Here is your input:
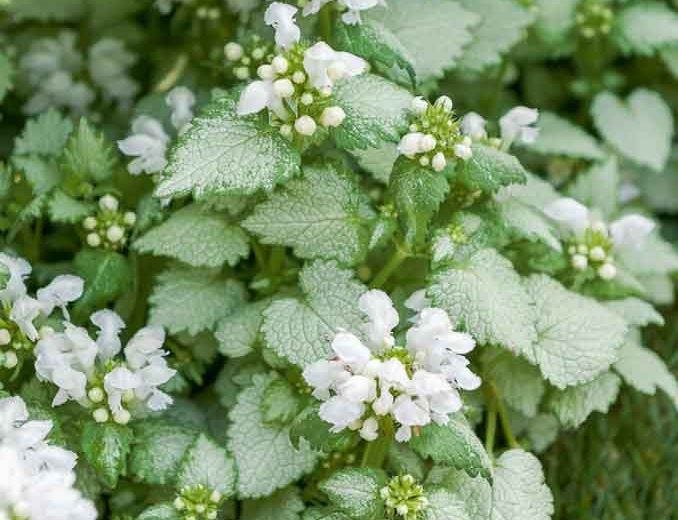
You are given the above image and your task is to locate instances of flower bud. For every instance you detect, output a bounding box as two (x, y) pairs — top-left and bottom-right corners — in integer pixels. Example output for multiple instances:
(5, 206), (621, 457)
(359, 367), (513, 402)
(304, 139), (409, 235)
(300, 93), (314, 105)
(271, 56), (289, 74)
(106, 225), (125, 243)
(589, 246), (606, 262)
(454, 142), (472, 161)
(93, 408), (109, 423)
(432, 152), (447, 172)
(598, 263), (617, 280)
(209, 490), (222, 503)
(4, 350), (18, 369)
(280, 124), (292, 137)
(320, 106), (346, 127)
(251, 47), (265, 60)
(419, 156), (430, 166)
(273, 78), (295, 98)
(123, 211), (137, 226)
(591, 221), (607, 234)
(292, 71), (306, 84)
(88, 387), (105, 403)
(173, 497), (186, 510)
(224, 42), (243, 61)
(294, 115), (317, 136)
(411, 96), (428, 115)
(87, 233), (102, 248)
(99, 194), (119, 212)
(83, 216), (97, 230)
(257, 64), (274, 80)
(234, 67), (249, 80)
(0, 329), (11, 346)
(571, 254), (588, 270)
(435, 95), (453, 112)
(113, 409), (131, 425)
(420, 134), (437, 152)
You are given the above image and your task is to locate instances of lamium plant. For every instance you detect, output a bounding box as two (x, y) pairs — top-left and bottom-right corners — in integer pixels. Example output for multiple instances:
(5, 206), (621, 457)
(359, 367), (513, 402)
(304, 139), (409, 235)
(0, 1), (676, 519)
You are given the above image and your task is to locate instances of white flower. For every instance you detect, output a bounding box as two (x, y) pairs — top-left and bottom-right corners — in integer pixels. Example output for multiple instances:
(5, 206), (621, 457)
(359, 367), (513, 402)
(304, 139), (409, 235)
(598, 263), (617, 280)
(359, 289), (399, 352)
(88, 38), (138, 106)
(397, 132), (425, 158)
(265, 2), (301, 49)
(359, 417), (379, 441)
(303, 42), (367, 90)
(543, 197), (591, 236)
(320, 106), (346, 127)
(461, 112), (487, 140)
(609, 214), (655, 250)
(294, 115), (318, 136)
(166, 86), (196, 134)
(35, 275), (84, 319)
(118, 116), (170, 175)
(499, 106), (539, 147)
(237, 79), (288, 118)
(404, 289), (431, 315)
(319, 395), (364, 432)
(90, 309), (125, 360)
(338, 374), (377, 403)
(303, 0), (385, 24)
(331, 332), (372, 371)
(432, 152), (446, 172)
(453, 139), (473, 161)
(0, 253), (32, 302)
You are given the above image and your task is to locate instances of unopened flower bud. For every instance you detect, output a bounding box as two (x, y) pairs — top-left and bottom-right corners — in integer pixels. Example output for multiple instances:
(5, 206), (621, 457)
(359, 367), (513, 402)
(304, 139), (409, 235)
(419, 156), (430, 166)
(106, 225), (125, 243)
(93, 408), (109, 423)
(320, 106), (346, 127)
(234, 67), (249, 80)
(271, 56), (289, 74)
(294, 115), (317, 136)
(454, 142), (472, 161)
(207, 512), (217, 520)
(589, 246), (606, 261)
(411, 96), (428, 115)
(420, 134), (436, 152)
(210, 490), (222, 503)
(224, 42), (243, 61)
(195, 504), (206, 514)
(292, 71), (306, 84)
(319, 86), (332, 97)
(88, 387), (105, 403)
(273, 78), (295, 98)
(598, 263), (617, 280)
(83, 216), (97, 230)
(572, 254), (588, 270)
(251, 47), (265, 60)
(432, 152), (446, 172)
(113, 409), (131, 425)
(173, 497), (185, 510)
(435, 95), (453, 112)
(0, 329), (11, 346)
(300, 93), (314, 105)
(4, 350), (18, 369)
(257, 64), (274, 80)
(87, 233), (102, 248)
(99, 194), (119, 212)
(591, 221), (607, 234)
(280, 124), (292, 137)
(39, 326), (54, 338)
(123, 212), (137, 226)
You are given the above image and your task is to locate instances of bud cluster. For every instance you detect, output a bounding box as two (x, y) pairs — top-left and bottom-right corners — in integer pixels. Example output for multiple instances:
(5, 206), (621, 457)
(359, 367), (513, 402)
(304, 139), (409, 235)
(397, 96), (472, 172)
(576, 0), (614, 40)
(224, 35), (275, 81)
(567, 222), (617, 281)
(380, 475), (429, 520)
(82, 194), (136, 251)
(173, 485), (223, 520)
(0, 312), (31, 370)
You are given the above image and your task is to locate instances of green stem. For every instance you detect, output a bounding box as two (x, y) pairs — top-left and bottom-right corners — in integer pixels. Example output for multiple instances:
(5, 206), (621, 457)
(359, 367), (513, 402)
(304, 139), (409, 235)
(370, 247), (408, 289)
(361, 419), (394, 468)
(495, 384), (521, 449)
(484, 388), (498, 456)
(154, 53), (188, 92)
(268, 246), (286, 275)
(319, 5), (334, 44)
(251, 241), (267, 271)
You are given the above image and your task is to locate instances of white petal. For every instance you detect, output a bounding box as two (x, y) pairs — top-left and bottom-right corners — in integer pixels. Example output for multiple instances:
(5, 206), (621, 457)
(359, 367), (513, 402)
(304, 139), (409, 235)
(359, 289), (398, 351)
(0, 253), (31, 302)
(610, 214), (655, 250)
(393, 395), (430, 426)
(543, 197), (591, 236)
(319, 396), (364, 432)
(338, 374), (377, 403)
(331, 332), (371, 370)
(237, 80), (274, 116)
(265, 2), (301, 49)
(36, 275), (84, 317)
(125, 325), (166, 370)
(460, 112), (487, 139)
(378, 358), (410, 388)
(90, 309), (126, 360)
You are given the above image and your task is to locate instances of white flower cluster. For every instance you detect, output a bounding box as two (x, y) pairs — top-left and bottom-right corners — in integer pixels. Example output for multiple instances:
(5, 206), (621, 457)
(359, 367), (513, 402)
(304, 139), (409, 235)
(397, 96), (472, 171)
(35, 310), (175, 425)
(237, 3), (367, 137)
(117, 86), (196, 175)
(544, 197), (655, 280)
(303, 290), (480, 443)
(303, 0), (386, 25)
(0, 254), (83, 371)
(19, 30), (138, 116)
(224, 35), (274, 81)
(82, 195), (137, 251)
(461, 106), (539, 151)
(0, 396), (97, 520)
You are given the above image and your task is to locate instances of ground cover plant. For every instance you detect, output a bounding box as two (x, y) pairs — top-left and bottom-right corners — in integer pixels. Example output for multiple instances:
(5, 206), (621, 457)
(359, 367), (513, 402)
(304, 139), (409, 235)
(0, 1), (677, 519)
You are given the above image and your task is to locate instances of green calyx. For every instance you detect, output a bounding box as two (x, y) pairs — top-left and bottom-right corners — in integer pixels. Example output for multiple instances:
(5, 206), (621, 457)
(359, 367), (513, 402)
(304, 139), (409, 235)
(174, 484), (223, 520)
(380, 474), (429, 520)
(576, 0), (614, 39)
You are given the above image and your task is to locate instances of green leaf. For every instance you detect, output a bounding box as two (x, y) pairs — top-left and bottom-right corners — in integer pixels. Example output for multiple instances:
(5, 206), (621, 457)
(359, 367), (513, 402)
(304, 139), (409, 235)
(262, 260), (366, 367)
(0, 51), (14, 103)
(457, 0), (535, 72)
(331, 74), (413, 151)
(603, 298), (664, 327)
(61, 118), (116, 181)
(528, 112), (605, 160)
(532, 0), (578, 51)
(289, 404), (358, 454)
(491, 449), (554, 520)
(227, 374), (318, 498)
(548, 372), (621, 428)
(423, 469), (491, 520)
(389, 156), (449, 249)
(614, 341), (678, 407)
(525, 414), (559, 454)
(386, 443), (425, 482)
(81, 422), (132, 489)
(177, 434), (236, 495)
(614, 2), (678, 56)
(156, 95), (301, 199)
(638, 148), (678, 212)
(48, 190), (95, 223)
(458, 144), (527, 193)
(303, 508), (351, 520)
(616, 233), (678, 276)
(12, 155), (62, 195)
(335, 21), (415, 84)
(149, 266), (247, 335)
(351, 141), (398, 184)
(409, 413), (491, 479)
(14, 109), (73, 157)
(244, 162), (375, 265)
(129, 419), (198, 486)
(319, 468), (386, 520)
(483, 349), (545, 418)
(498, 197), (561, 251)
(522, 274), (627, 389)
(73, 249), (132, 319)
(363, 0), (479, 80)
(261, 378), (301, 427)
(428, 248), (536, 351)
(567, 157), (619, 219)
(591, 89), (673, 172)
(215, 300), (269, 358)
(137, 503), (181, 520)
(135, 204), (249, 268)
(242, 487), (305, 520)
(660, 45), (678, 79)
